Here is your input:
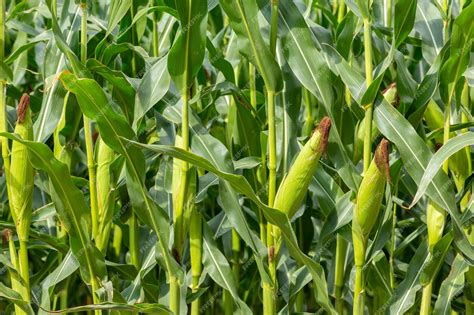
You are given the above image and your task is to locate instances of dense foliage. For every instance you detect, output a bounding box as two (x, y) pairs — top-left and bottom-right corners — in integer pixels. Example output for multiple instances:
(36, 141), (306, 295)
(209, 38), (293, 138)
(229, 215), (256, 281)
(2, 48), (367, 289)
(0, 0), (473, 314)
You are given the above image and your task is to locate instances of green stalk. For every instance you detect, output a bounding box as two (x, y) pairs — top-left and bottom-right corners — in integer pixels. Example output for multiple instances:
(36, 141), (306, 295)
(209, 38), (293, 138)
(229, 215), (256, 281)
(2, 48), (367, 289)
(249, 63), (257, 111)
(18, 240), (30, 302)
(129, 211), (140, 268)
(355, 18), (374, 314)
(442, 0), (449, 43)
(0, 0), (11, 208)
(334, 52), (354, 315)
(461, 85), (474, 314)
(335, 234), (347, 313)
(170, 88), (190, 315)
(467, 300), (474, 315)
(362, 17), (374, 173)
(248, 62), (266, 246)
(265, 90), (277, 315)
(225, 64), (243, 313)
(0, 83), (9, 201)
(337, 0), (346, 23)
(128, 0), (140, 273)
(389, 192), (397, 289)
(169, 276), (180, 314)
(269, 0), (279, 55)
(224, 290), (233, 314)
(442, 99), (451, 174)
(79, 6), (101, 311)
(420, 281), (433, 315)
(268, 0), (279, 204)
(190, 210), (202, 315)
(264, 8), (279, 309)
(7, 231), (24, 315)
(386, 0), (393, 28)
(224, 229), (241, 314)
(150, 0), (159, 57)
(80, 1), (99, 241)
(353, 265), (364, 315)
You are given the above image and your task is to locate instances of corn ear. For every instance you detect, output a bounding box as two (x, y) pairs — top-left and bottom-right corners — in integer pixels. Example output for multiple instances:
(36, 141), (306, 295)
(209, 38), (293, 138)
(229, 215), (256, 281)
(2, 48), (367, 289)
(423, 100), (470, 189)
(352, 139), (390, 266)
(172, 134), (196, 260)
(424, 100), (444, 143)
(426, 201), (446, 252)
(96, 138), (115, 251)
(10, 94), (34, 241)
(273, 116), (331, 219)
(353, 84), (397, 163)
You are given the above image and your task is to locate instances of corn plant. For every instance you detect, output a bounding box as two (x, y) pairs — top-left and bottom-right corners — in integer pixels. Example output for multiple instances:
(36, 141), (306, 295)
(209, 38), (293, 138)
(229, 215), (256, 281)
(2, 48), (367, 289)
(0, 0), (473, 314)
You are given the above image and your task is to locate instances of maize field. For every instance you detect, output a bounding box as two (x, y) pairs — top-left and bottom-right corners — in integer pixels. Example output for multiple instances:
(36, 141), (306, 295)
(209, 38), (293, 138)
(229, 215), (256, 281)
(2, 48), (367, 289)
(0, 0), (474, 313)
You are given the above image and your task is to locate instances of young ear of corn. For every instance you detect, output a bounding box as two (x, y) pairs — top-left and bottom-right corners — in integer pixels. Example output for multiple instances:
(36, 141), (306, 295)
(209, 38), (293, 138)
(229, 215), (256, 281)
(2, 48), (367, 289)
(353, 84), (397, 163)
(9, 93), (34, 307)
(420, 99), (469, 314)
(172, 135), (189, 258)
(272, 117), (331, 252)
(426, 202), (446, 252)
(352, 139), (390, 315)
(95, 138), (116, 253)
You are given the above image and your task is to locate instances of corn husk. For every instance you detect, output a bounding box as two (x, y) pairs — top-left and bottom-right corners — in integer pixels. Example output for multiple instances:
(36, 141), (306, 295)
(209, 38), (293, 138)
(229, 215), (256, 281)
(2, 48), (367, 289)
(353, 84), (397, 163)
(96, 138), (115, 251)
(273, 116), (331, 218)
(426, 202), (446, 252)
(10, 94), (34, 241)
(352, 139), (390, 266)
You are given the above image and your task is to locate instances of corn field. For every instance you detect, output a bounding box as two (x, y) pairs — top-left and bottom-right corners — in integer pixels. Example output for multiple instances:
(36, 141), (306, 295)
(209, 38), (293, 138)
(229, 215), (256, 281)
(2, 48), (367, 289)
(0, 0), (473, 313)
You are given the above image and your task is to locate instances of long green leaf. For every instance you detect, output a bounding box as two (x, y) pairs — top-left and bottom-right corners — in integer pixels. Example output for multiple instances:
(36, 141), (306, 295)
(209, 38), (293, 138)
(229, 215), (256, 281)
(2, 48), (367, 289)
(274, 0), (359, 191)
(129, 141), (336, 313)
(168, 0), (208, 93)
(59, 72), (181, 281)
(394, 0), (417, 48)
(220, 0), (282, 93)
(433, 255), (469, 315)
(373, 98), (474, 262)
(202, 223), (252, 313)
(411, 132), (474, 207)
(0, 133), (107, 287)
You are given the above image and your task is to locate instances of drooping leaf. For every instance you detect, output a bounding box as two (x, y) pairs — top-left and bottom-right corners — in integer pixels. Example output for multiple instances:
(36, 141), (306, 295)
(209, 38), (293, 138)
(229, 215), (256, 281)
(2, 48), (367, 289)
(386, 241), (429, 314)
(374, 98), (474, 262)
(411, 133), (474, 207)
(433, 255), (469, 315)
(0, 133), (107, 288)
(202, 223), (253, 313)
(129, 141), (336, 313)
(135, 56), (170, 127)
(59, 72), (181, 281)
